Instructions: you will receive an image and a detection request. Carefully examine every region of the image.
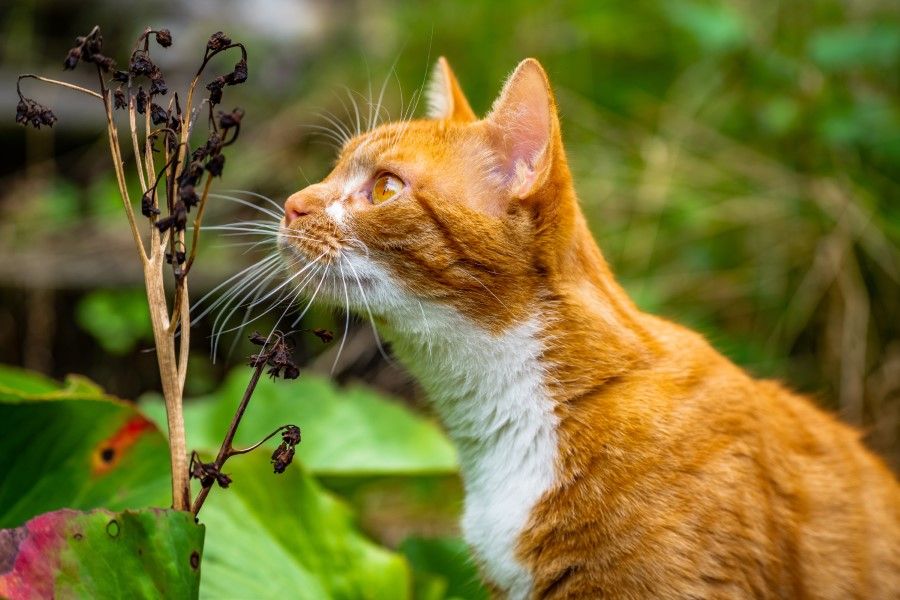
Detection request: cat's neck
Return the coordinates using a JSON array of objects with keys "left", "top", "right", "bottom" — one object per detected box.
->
[
  {"left": 382, "top": 263, "right": 648, "bottom": 596},
  {"left": 385, "top": 310, "right": 559, "bottom": 596}
]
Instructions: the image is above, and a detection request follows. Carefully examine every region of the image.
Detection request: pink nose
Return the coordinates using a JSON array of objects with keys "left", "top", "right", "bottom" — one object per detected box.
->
[{"left": 284, "top": 191, "right": 316, "bottom": 226}]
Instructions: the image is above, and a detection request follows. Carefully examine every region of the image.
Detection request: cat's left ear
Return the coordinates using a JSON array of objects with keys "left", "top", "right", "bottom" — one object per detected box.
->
[
  {"left": 426, "top": 57, "right": 477, "bottom": 122},
  {"left": 484, "top": 58, "right": 561, "bottom": 199}
]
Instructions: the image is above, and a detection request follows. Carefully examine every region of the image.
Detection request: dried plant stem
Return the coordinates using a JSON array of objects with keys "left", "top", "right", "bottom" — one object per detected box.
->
[
  {"left": 191, "top": 357, "right": 265, "bottom": 515},
  {"left": 20, "top": 26, "right": 253, "bottom": 514},
  {"left": 127, "top": 95, "right": 148, "bottom": 192},
  {"left": 17, "top": 74, "right": 103, "bottom": 100},
  {"left": 98, "top": 77, "right": 190, "bottom": 510},
  {"left": 143, "top": 257, "right": 191, "bottom": 510},
  {"left": 100, "top": 89, "right": 147, "bottom": 263},
  {"left": 169, "top": 176, "right": 213, "bottom": 331}
]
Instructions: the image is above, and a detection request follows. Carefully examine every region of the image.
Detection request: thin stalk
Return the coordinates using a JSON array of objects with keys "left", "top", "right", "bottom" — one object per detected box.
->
[
  {"left": 17, "top": 74, "right": 103, "bottom": 100},
  {"left": 168, "top": 174, "right": 212, "bottom": 334},
  {"left": 228, "top": 425, "right": 292, "bottom": 457},
  {"left": 127, "top": 90, "right": 148, "bottom": 192},
  {"left": 191, "top": 357, "right": 265, "bottom": 515},
  {"left": 100, "top": 86, "right": 147, "bottom": 264}
]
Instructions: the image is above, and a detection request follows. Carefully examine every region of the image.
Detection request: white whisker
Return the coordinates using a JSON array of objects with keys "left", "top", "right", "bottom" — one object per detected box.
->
[
  {"left": 344, "top": 256, "right": 392, "bottom": 364},
  {"left": 291, "top": 265, "right": 329, "bottom": 327},
  {"left": 209, "top": 193, "right": 285, "bottom": 222},
  {"left": 332, "top": 261, "right": 352, "bottom": 375},
  {"left": 224, "top": 189, "right": 287, "bottom": 215}
]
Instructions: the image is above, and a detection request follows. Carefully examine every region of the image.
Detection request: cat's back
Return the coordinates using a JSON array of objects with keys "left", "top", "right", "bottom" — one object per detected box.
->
[{"left": 524, "top": 314, "right": 900, "bottom": 599}]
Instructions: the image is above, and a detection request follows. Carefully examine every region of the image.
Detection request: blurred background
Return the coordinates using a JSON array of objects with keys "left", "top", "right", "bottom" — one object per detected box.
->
[{"left": 1, "top": 0, "right": 899, "bottom": 583}]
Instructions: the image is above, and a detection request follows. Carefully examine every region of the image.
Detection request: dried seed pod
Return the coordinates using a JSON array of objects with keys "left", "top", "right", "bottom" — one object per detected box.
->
[
  {"left": 206, "top": 31, "right": 232, "bottom": 52},
  {"left": 141, "top": 190, "right": 160, "bottom": 217},
  {"left": 15, "top": 98, "right": 57, "bottom": 129},
  {"left": 135, "top": 87, "right": 148, "bottom": 114},
  {"left": 218, "top": 108, "right": 244, "bottom": 130},
  {"left": 205, "top": 154, "right": 225, "bottom": 177},
  {"left": 154, "top": 29, "right": 173, "bottom": 48},
  {"left": 215, "top": 472, "right": 232, "bottom": 488},
  {"left": 155, "top": 201, "right": 188, "bottom": 233},
  {"left": 271, "top": 443, "right": 295, "bottom": 474},
  {"left": 63, "top": 47, "right": 81, "bottom": 70},
  {"left": 129, "top": 51, "right": 155, "bottom": 77},
  {"left": 113, "top": 89, "right": 127, "bottom": 110},
  {"left": 206, "top": 76, "right": 226, "bottom": 105},
  {"left": 228, "top": 59, "right": 248, "bottom": 85},
  {"left": 92, "top": 54, "right": 115, "bottom": 72},
  {"left": 149, "top": 69, "right": 168, "bottom": 96},
  {"left": 179, "top": 183, "right": 199, "bottom": 209},
  {"left": 149, "top": 103, "right": 168, "bottom": 125},
  {"left": 282, "top": 425, "right": 302, "bottom": 446}
]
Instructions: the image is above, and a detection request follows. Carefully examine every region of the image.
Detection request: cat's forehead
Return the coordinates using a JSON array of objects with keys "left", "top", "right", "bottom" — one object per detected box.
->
[{"left": 335, "top": 120, "right": 466, "bottom": 170}]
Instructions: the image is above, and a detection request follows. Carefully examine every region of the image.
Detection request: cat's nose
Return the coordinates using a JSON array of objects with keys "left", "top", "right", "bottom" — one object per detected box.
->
[{"left": 284, "top": 191, "right": 317, "bottom": 226}]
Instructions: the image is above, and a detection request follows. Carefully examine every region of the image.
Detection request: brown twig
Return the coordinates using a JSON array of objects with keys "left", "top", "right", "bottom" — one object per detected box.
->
[{"left": 191, "top": 354, "right": 265, "bottom": 515}]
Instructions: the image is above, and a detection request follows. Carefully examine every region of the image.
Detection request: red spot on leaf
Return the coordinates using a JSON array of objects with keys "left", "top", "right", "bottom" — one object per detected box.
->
[{"left": 91, "top": 416, "right": 155, "bottom": 476}]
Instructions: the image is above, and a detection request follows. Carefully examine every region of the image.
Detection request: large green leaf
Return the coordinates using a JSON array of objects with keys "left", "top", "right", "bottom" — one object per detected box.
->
[
  {"left": 0, "top": 366, "right": 171, "bottom": 528},
  {"left": 197, "top": 453, "right": 411, "bottom": 599},
  {"left": 141, "top": 370, "right": 458, "bottom": 476},
  {"left": 0, "top": 366, "right": 416, "bottom": 598},
  {"left": 0, "top": 508, "right": 204, "bottom": 599}
]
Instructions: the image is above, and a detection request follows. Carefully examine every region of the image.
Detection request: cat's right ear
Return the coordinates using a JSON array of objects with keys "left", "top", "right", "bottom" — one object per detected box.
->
[{"left": 426, "top": 57, "right": 477, "bottom": 122}]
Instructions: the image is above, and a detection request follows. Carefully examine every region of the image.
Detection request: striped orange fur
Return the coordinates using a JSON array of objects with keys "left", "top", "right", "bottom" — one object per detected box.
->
[{"left": 280, "top": 57, "right": 900, "bottom": 599}]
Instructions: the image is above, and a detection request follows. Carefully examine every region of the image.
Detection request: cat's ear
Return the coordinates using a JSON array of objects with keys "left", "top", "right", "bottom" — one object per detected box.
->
[
  {"left": 485, "top": 58, "right": 560, "bottom": 199},
  {"left": 426, "top": 57, "right": 477, "bottom": 122}
]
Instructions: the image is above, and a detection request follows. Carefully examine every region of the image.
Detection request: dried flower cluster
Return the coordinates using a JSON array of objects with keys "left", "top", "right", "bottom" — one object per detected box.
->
[
  {"left": 271, "top": 425, "right": 302, "bottom": 474},
  {"left": 249, "top": 331, "right": 301, "bottom": 380},
  {"left": 190, "top": 452, "right": 233, "bottom": 489},
  {"left": 15, "top": 97, "right": 57, "bottom": 129},
  {"left": 63, "top": 27, "right": 115, "bottom": 72}
]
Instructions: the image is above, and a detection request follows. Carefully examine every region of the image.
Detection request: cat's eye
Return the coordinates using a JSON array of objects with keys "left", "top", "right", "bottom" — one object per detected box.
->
[{"left": 371, "top": 173, "right": 403, "bottom": 205}]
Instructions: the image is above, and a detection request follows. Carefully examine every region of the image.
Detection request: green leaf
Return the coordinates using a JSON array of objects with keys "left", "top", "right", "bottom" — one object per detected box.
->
[
  {"left": 198, "top": 453, "right": 411, "bottom": 599},
  {"left": 0, "top": 365, "right": 60, "bottom": 396},
  {"left": 0, "top": 368, "right": 171, "bottom": 528},
  {"left": 1, "top": 367, "right": 417, "bottom": 598},
  {"left": 399, "top": 537, "right": 489, "bottom": 600},
  {"left": 0, "top": 508, "right": 204, "bottom": 599},
  {"left": 141, "top": 370, "right": 458, "bottom": 476}
]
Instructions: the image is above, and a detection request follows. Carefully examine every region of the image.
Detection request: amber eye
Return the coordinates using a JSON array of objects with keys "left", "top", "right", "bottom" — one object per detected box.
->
[{"left": 371, "top": 173, "right": 403, "bottom": 205}]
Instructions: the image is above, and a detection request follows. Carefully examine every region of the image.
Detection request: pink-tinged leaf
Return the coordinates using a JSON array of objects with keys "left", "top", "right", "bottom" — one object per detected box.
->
[{"left": 0, "top": 508, "right": 204, "bottom": 599}]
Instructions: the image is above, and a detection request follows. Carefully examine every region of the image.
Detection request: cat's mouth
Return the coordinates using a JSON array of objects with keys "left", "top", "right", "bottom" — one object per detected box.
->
[
  {"left": 276, "top": 222, "right": 379, "bottom": 305},
  {"left": 278, "top": 218, "right": 344, "bottom": 262}
]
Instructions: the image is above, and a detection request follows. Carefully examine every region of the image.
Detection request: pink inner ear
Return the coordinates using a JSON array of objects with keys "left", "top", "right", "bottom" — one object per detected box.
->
[{"left": 489, "top": 63, "right": 552, "bottom": 188}]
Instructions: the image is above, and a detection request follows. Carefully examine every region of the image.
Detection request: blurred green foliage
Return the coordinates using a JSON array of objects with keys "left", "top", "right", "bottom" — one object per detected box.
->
[{"left": 75, "top": 289, "right": 153, "bottom": 355}]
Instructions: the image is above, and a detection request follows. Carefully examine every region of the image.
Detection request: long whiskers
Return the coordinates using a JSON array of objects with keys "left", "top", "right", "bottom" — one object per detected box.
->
[
  {"left": 344, "top": 256, "right": 393, "bottom": 365},
  {"left": 332, "top": 261, "right": 352, "bottom": 375}
]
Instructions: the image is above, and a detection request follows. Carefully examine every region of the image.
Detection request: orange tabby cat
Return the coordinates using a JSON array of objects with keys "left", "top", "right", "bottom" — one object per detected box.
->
[{"left": 278, "top": 58, "right": 900, "bottom": 598}]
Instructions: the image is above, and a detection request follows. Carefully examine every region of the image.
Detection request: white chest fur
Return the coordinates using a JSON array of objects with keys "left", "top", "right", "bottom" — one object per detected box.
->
[{"left": 387, "top": 313, "right": 560, "bottom": 599}]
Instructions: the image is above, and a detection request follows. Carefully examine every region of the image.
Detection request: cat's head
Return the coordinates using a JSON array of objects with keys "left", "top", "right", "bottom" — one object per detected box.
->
[{"left": 279, "top": 58, "right": 585, "bottom": 334}]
